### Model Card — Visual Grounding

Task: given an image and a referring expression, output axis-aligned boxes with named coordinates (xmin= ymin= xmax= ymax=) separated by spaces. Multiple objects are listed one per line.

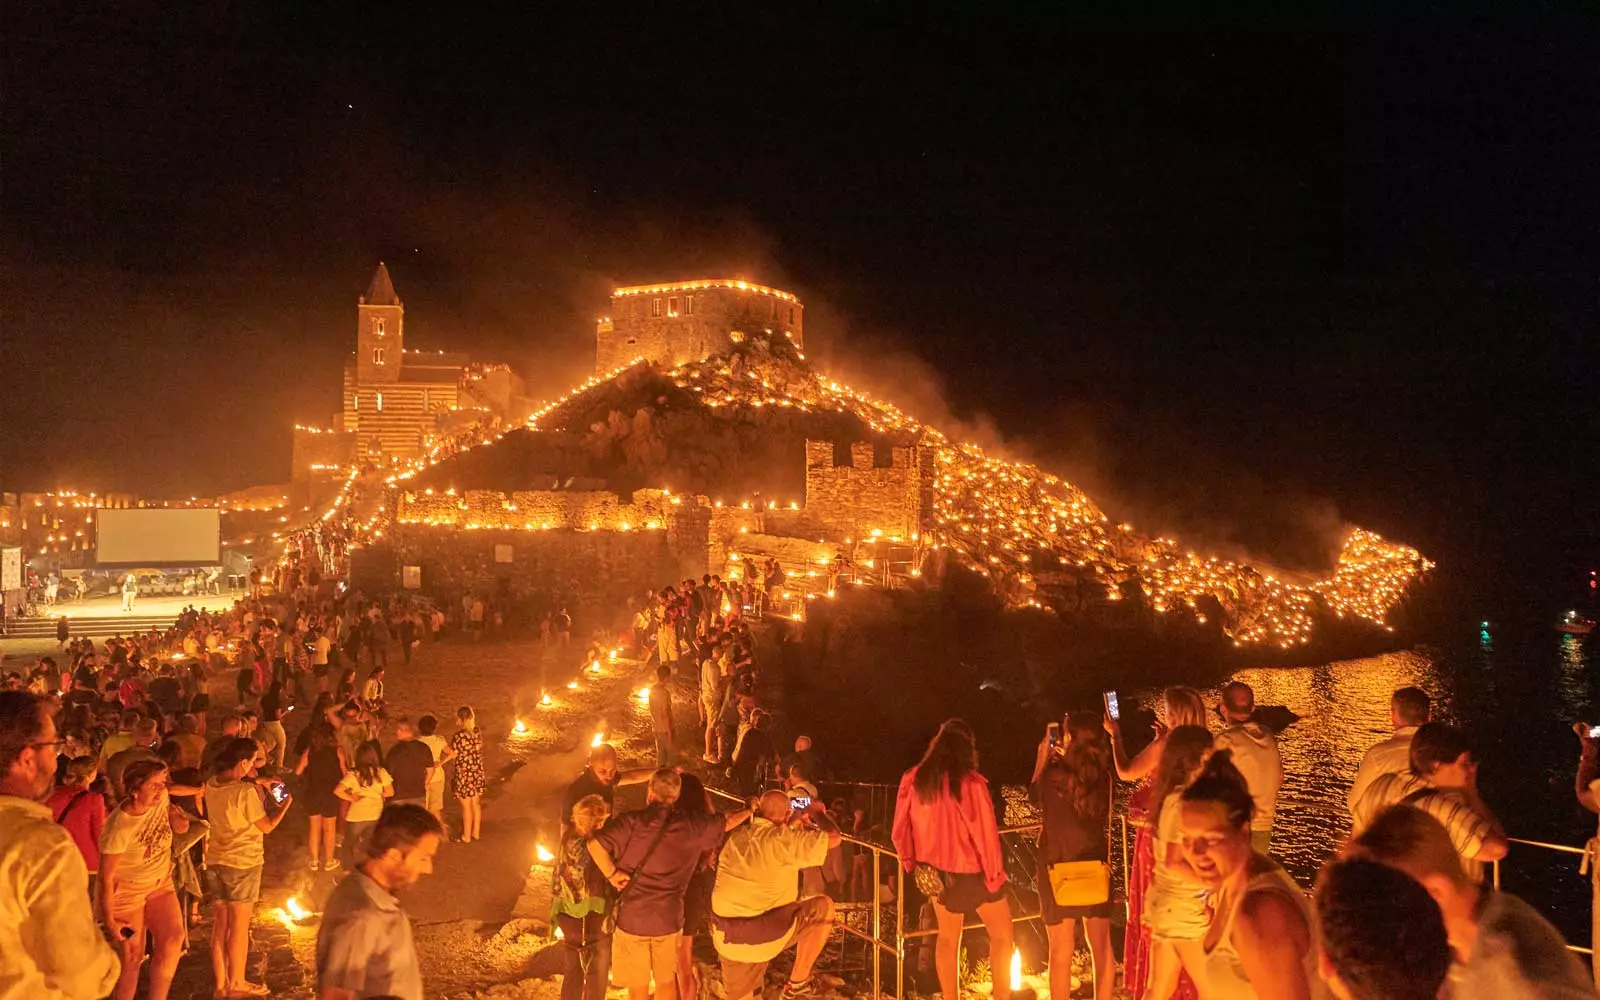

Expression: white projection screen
xmin=96 ymin=509 xmax=221 ymax=565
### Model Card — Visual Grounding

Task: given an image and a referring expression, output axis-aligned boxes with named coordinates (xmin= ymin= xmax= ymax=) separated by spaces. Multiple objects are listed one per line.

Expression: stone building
xmin=595 ymin=279 xmax=805 ymax=372
xmin=292 ymin=263 xmax=530 ymax=497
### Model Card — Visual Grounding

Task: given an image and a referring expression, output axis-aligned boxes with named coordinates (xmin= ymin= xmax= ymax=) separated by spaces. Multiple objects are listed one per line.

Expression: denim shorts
xmin=205 ymin=864 xmax=263 ymax=904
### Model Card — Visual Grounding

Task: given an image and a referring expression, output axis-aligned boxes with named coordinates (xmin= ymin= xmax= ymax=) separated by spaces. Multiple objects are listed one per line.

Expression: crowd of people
xmin=9 ymin=553 xmax=1600 ymax=1000
xmin=0 ymin=582 xmax=501 ymax=1000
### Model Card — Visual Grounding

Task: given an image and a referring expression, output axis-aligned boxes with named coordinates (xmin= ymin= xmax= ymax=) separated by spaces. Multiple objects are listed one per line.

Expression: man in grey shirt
xmin=316 ymin=804 xmax=442 ymax=1000
xmin=1352 ymin=803 xmax=1594 ymax=999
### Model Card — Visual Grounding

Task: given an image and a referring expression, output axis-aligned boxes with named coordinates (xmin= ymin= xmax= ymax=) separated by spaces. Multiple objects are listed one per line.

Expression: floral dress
xmin=450 ymin=727 xmax=485 ymax=798
xmin=1123 ymin=781 xmax=1199 ymax=1000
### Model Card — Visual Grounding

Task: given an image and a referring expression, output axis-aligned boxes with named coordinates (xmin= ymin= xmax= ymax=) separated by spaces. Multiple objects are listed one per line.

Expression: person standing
xmin=1212 ymin=681 xmax=1283 ymax=855
xmin=1350 ymin=722 xmax=1508 ymax=880
xmin=203 ymin=738 xmax=293 ymax=999
xmin=100 ymin=759 xmax=186 ymax=1000
xmin=1314 ymin=857 xmax=1451 ymax=1000
xmin=46 ymin=755 xmax=106 ymax=894
xmin=334 ymin=744 xmax=394 ymax=869
xmin=562 ymin=743 xmax=654 ymax=821
xmin=450 ymin=706 xmax=484 ymax=843
xmin=552 ymin=794 xmax=615 ymax=1000
xmin=891 ymin=719 xmax=1013 ymax=1000
xmin=1 ymin=691 xmax=120 ymax=1000
xmin=1347 ymin=687 xmax=1430 ymax=819
xmin=1175 ymin=753 xmax=1318 ymax=999
xmin=1031 ymin=713 xmax=1115 ymax=1000
xmin=587 ymin=769 xmax=747 ymax=1000
xmin=386 ymin=717 xmax=434 ymax=809
xmin=1138 ymin=726 xmax=1214 ymax=1000
xmin=649 ymin=664 xmax=675 ymax=767
xmin=1351 ymin=804 xmax=1593 ymax=999
xmin=315 ymin=804 xmax=442 ymax=1000
xmin=293 ymin=724 xmax=346 ymax=872
xmin=121 ymin=574 xmax=137 ymax=613
xmin=416 ymin=714 xmax=454 ymax=830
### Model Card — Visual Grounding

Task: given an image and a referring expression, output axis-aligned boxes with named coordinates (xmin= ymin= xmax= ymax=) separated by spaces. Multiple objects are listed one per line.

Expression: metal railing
xmin=1495 ymin=837 xmax=1595 ymax=957
xmin=705 ymin=783 xmax=1052 ymax=999
xmin=702 ymin=784 xmax=1600 ymax=992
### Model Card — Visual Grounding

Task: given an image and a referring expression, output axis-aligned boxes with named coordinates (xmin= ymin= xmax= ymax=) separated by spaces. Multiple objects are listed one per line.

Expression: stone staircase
xmin=3 ymin=612 xmax=180 ymax=640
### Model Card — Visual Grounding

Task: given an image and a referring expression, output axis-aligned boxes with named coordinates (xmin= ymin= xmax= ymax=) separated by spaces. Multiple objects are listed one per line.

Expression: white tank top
xmin=1203 ymin=865 xmax=1326 ymax=1000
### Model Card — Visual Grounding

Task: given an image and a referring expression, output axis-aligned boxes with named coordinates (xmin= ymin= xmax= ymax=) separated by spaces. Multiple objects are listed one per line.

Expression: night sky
xmin=4 ymin=8 xmax=1596 ymax=597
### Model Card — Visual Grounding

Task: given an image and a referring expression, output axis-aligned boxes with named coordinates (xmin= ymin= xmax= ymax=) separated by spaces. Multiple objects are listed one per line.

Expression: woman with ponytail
xmin=1178 ymin=752 xmax=1318 ymax=999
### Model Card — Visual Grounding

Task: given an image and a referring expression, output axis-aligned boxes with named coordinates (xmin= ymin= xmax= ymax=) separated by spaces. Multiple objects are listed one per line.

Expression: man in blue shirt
xmin=316 ymin=804 xmax=442 ymax=1000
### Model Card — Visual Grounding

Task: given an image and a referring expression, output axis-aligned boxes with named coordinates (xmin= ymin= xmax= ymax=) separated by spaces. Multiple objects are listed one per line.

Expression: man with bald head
xmin=562 ymin=742 xmax=655 ymax=823
xmin=711 ymin=790 xmax=841 ymax=1000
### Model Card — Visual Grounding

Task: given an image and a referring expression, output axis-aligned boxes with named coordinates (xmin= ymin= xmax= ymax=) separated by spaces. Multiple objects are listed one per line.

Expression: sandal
xmin=322 ymin=858 xmax=341 ymax=871
xmin=229 ymin=983 xmax=270 ymax=997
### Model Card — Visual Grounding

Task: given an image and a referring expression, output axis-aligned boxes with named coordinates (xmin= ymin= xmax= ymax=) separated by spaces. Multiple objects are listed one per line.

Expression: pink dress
xmin=1122 ymin=782 xmax=1199 ymax=1000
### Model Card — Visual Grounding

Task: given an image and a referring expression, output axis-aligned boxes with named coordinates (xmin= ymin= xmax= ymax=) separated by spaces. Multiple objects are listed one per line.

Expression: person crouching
xmin=711 ymin=790 xmax=841 ymax=1000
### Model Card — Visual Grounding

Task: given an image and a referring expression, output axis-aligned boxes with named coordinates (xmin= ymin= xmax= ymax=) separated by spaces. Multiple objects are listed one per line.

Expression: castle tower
xmin=356 ymin=262 xmax=403 ymax=386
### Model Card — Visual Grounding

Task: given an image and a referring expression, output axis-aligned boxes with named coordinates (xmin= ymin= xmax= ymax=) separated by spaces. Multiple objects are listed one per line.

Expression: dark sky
xmin=4 ymin=7 xmax=1596 ymax=588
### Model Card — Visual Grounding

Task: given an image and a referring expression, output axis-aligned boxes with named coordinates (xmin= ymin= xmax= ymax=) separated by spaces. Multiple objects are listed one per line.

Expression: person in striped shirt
xmin=1349 ymin=722 xmax=1507 ymax=881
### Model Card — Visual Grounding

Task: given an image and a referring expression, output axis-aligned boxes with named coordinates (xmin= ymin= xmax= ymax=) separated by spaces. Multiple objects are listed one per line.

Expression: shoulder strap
xmin=619 ymin=809 xmax=676 ymax=897
xmin=54 ymin=790 xmax=91 ymax=824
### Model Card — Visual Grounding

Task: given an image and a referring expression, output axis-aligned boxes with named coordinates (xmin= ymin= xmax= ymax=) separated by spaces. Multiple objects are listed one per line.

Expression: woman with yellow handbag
xmin=1031 ymin=712 xmax=1116 ymax=1000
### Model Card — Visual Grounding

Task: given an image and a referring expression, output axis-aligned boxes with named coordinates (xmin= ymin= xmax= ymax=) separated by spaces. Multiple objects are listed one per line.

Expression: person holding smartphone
xmin=1031 ymin=713 xmax=1115 ymax=1000
xmin=203 ymin=738 xmax=293 ymax=999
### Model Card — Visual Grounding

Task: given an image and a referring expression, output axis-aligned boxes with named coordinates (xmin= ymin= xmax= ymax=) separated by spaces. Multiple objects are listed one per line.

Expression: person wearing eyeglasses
xmin=0 ymin=690 xmax=120 ymax=999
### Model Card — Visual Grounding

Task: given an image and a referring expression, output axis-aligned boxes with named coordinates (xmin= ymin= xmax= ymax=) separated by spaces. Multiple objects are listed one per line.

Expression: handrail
xmin=705 ymin=780 xmax=1600 ymax=984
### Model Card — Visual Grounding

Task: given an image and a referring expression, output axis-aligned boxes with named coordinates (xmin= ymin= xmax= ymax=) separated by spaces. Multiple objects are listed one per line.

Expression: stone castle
xmin=358 ymin=275 xmax=930 ymax=614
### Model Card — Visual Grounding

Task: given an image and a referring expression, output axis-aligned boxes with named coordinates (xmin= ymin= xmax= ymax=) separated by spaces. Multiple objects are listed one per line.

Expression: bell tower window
xmin=374 ymin=317 xmax=386 ymax=336
xmin=373 ymin=347 xmax=386 ymax=365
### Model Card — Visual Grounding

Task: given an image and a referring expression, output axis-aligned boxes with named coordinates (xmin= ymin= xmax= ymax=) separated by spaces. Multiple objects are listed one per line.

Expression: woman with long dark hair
xmin=1031 ymin=712 xmax=1115 ymax=1000
xmin=1141 ymin=725 xmax=1214 ymax=1000
xmin=891 ymin=719 xmax=1012 ymax=1000
xmin=294 ymin=722 xmax=347 ymax=871
xmin=334 ymin=742 xmax=392 ymax=868
xmin=676 ymin=772 xmax=718 ymax=1000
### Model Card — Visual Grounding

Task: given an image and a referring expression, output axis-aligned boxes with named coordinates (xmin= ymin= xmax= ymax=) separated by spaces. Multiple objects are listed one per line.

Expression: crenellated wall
xmin=802 ymin=440 xmax=933 ymax=541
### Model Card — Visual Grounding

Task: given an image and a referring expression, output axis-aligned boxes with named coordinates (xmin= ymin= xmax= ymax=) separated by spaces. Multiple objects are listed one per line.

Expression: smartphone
xmin=1588 ymin=725 xmax=1600 ymax=739
xmin=791 ymin=794 xmax=812 ymax=810
xmin=1046 ymin=722 xmax=1061 ymax=747
xmin=1103 ymin=690 xmax=1121 ymax=721
xmin=268 ymin=783 xmax=289 ymax=805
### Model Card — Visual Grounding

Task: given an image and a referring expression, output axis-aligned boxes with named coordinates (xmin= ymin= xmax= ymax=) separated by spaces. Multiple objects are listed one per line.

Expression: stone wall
xmin=397 ymin=487 xmax=681 ymax=532
xmin=597 ymin=281 xmax=805 ymax=372
xmin=802 ymin=440 xmax=932 ymax=541
xmin=390 ymin=526 xmax=689 ymax=628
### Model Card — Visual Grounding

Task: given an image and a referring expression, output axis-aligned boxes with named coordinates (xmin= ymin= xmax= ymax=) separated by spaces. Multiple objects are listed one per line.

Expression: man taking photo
xmin=712 ymin=790 xmax=841 ymax=1000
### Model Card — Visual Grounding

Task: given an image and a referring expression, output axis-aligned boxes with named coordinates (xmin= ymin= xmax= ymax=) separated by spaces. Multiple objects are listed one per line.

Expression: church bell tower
xmin=357 ymin=262 xmax=403 ymax=385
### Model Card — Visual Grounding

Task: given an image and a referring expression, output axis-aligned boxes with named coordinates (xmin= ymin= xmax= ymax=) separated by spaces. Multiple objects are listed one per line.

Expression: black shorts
xmin=190 ymin=693 xmax=211 ymax=712
xmin=932 ymin=871 xmax=1002 ymax=916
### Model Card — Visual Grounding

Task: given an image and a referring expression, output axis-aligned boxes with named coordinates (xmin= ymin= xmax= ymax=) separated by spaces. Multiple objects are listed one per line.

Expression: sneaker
xmin=323 ymin=858 xmax=341 ymax=872
xmin=702 ymin=754 xmax=719 ymax=764
xmin=781 ymin=978 xmax=818 ymax=1000
xmin=309 ymin=859 xmax=321 ymax=872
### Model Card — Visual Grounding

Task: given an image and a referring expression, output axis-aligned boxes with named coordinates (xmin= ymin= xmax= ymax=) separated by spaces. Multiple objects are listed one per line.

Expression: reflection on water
xmin=1135 ymin=631 xmax=1600 ymax=944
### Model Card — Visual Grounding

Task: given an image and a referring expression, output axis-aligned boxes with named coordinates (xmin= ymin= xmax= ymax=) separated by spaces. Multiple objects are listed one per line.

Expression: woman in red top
xmin=48 ymin=755 xmax=107 ymax=889
xmin=892 ymin=718 xmax=1012 ymax=1000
